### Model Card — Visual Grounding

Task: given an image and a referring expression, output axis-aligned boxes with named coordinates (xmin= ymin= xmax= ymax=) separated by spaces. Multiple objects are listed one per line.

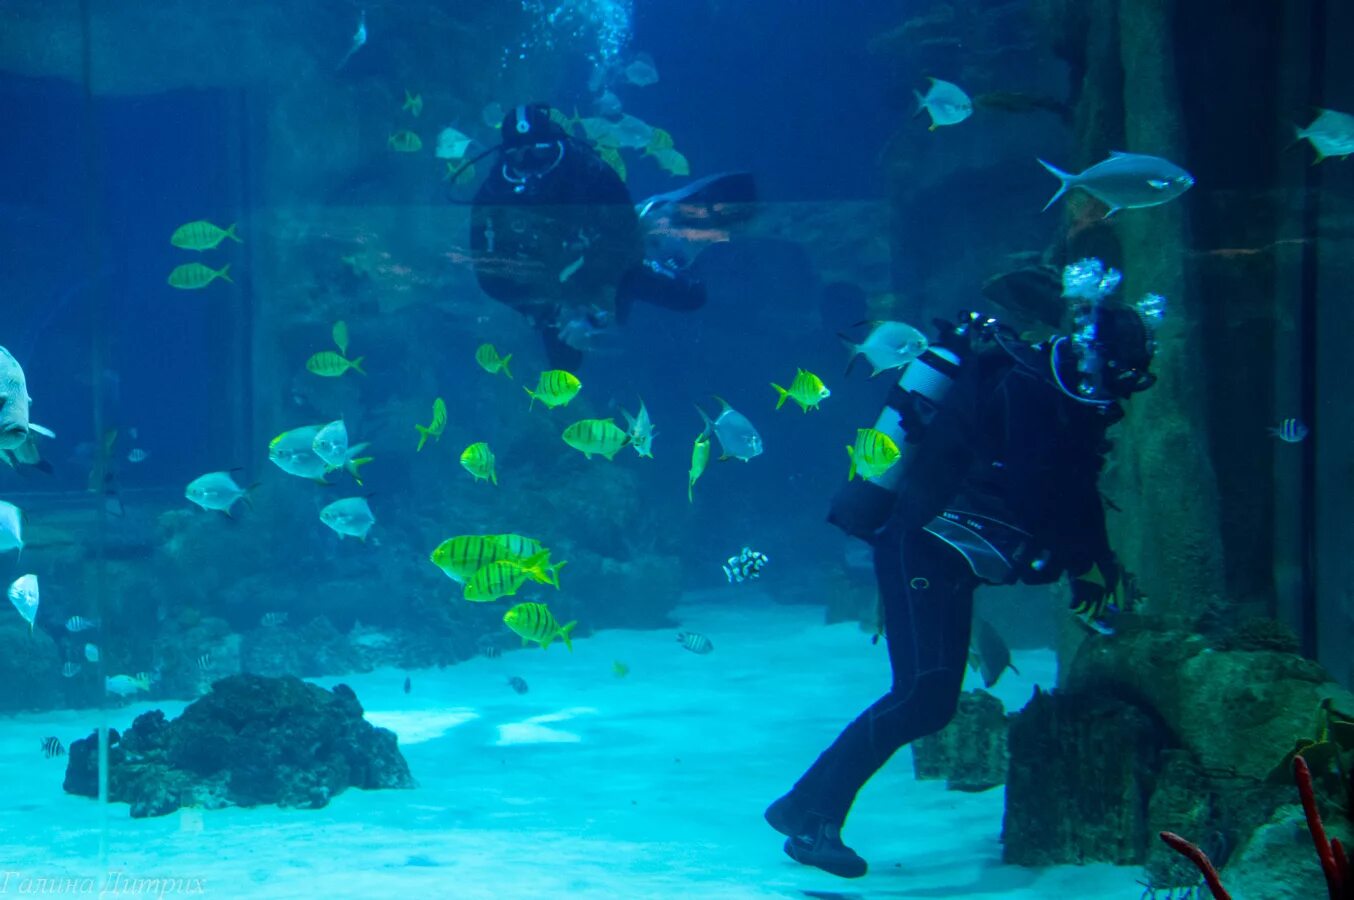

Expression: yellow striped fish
xmin=306 ymin=351 xmax=366 ymax=377
xmin=460 ymin=442 xmax=497 ymax=484
xmin=388 ymin=130 xmax=422 ymax=152
xmin=503 ymin=602 xmax=576 ymax=651
xmin=332 ymin=320 xmax=350 ymax=356
xmin=170 ymin=220 xmax=241 ymax=251
xmin=524 ymin=369 xmax=581 ymax=410
xmin=491 ymin=533 xmax=545 ymax=559
xmin=415 ymin=398 xmax=447 ymax=451
xmin=167 ymin=262 xmax=232 ymax=289
xmin=475 ymin=343 xmax=513 ymax=379
xmin=688 ymin=432 xmax=710 ymax=502
xmin=402 ymin=89 xmax=423 ymax=117
xmin=771 ymin=368 xmax=831 ymax=412
xmin=431 ymin=535 xmax=512 ymax=583
xmin=847 ymin=428 xmax=901 ymax=481
xmin=464 ymin=551 xmax=558 ymax=602
xmin=561 ymin=418 xmax=630 ymax=460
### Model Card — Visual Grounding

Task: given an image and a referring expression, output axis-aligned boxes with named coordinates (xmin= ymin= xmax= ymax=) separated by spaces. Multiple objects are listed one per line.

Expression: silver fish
xmin=0 ymin=345 xmax=56 ymax=469
xmin=7 ymin=574 xmax=38 ymax=632
xmin=968 ymin=617 xmax=1019 ymax=689
xmin=1038 ymin=152 xmax=1194 ymax=216
xmin=84 ymin=643 xmax=99 ymax=663
xmin=320 ymin=496 xmax=375 ymax=540
xmin=0 ymin=501 xmax=22 ymax=556
xmin=185 ymin=471 xmax=251 ymax=515
xmin=696 ymin=397 xmax=763 ymax=462
xmin=624 ymin=53 xmax=659 ymax=87
xmin=914 ymin=77 xmax=972 ymax=129
xmin=270 ymin=424 xmax=329 ymax=479
xmin=677 ymin=631 xmax=714 ymax=655
xmin=841 ymin=321 xmax=929 ymax=377
xmin=1295 ymin=108 xmax=1354 ymax=163
xmin=312 ymin=420 xmax=350 ymax=468
xmin=105 ymin=673 xmax=149 ymax=697
xmin=622 ymin=398 xmax=657 ymax=458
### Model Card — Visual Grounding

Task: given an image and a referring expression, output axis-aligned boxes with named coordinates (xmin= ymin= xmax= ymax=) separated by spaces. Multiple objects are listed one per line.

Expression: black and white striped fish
xmin=1269 ymin=418 xmax=1308 ymax=443
xmin=41 ymin=736 xmax=64 ymax=759
xmin=722 ymin=547 xmax=768 ymax=583
xmin=677 ymin=631 xmax=714 ymax=655
xmin=260 ymin=612 xmax=289 ymax=627
xmin=196 ymin=654 xmax=212 ymax=672
xmin=65 ymin=615 xmax=100 ymax=633
xmin=60 ymin=662 xmax=82 ymax=678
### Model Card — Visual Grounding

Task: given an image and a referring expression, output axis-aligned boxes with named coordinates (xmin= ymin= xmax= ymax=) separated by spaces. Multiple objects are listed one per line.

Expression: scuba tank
xmin=827 ymin=314 xmax=990 ymax=542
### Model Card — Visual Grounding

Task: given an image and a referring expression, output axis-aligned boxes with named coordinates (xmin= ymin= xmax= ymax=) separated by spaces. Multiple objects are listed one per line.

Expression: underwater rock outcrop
xmin=63 ymin=674 xmax=413 ymax=817
xmin=0 ymin=617 xmax=61 ymax=713
xmin=911 ymin=689 xmax=1009 ymax=792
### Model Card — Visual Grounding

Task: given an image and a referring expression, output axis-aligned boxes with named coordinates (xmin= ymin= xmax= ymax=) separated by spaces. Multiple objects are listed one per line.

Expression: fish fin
xmin=559 ymin=621 xmax=576 ymax=653
xmin=687 ymin=481 xmax=694 ymax=503
xmin=1101 ymin=206 xmax=1121 ymax=220
xmin=1037 ymin=159 xmax=1072 ymax=212
xmin=524 ymin=387 xmax=537 ymax=410
xmin=225 ymin=223 xmax=241 ymax=243
xmin=771 ymin=383 xmax=788 ymax=409
xmin=928 ymin=123 xmax=937 ymax=132
xmin=218 ymin=263 xmax=233 ymax=284
xmin=712 ymin=395 xmax=732 ymax=413
xmin=846 ymin=445 xmax=856 ymax=481
xmin=349 ymin=356 xmax=366 ymax=375
xmin=29 ymin=424 xmax=56 ymax=439
xmin=490 ymin=468 xmax=498 ymax=486
xmin=1009 ymin=661 xmax=1021 ymax=676
xmin=347 ymin=457 xmax=373 ymax=484
xmin=501 ymin=354 xmax=513 ymax=380
xmin=838 ymin=335 xmax=863 ymax=376
xmin=694 ymin=403 xmax=713 ymax=435
xmin=415 ymin=425 xmax=430 ymax=452
xmin=912 ymin=89 xmax=927 ymax=117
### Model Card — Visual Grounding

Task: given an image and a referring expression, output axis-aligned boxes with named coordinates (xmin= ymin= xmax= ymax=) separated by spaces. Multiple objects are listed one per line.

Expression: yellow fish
xmin=306 ymin=351 xmax=366 ymax=377
xmin=561 ymin=418 xmax=630 ymax=460
xmin=464 ymin=551 xmax=559 ymax=602
xmin=503 ymin=602 xmax=576 ymax=651
xmin=524 ymin=369 xmax=581 ymax=410
xmin=402 ymin=89 xmax=423 ymax=117
xmin=599 ymin=145 xmax=627 ymax=181
xmin=688 ymin=432 xmax=710 ymax=503
xmin=491 ymin=533 xmax=546 ymax=559
xmin=415 ymin=398 xmax=447 ymax=451
xmin=847 ymin=428 xmax=901 ymax=481
xmin=167 ymin=262 xmax=232 ymax=289
xmin=650 ymin=148 xmax=690 ymax=177
xmin=170 ymin=220 xmax=241 ymax=251
xmin=645 ymin=128 xmax=674 ymax=153
xmin=612 ymin=660 xmax=629 ymax=678
xmin=431 ymin=535 xmax=513 ymax=583
xmin=460 ymin=442 xmax=497 ymax=484
xmin=475 ymin=343 xmax=513 ymax=379
xmin=332 ymin=320 xmax=350 ymax=356
xmin=388 ymin=130 xmax=423 ymax=152
xmin=771 ymin=368 xmax=831 ymax=412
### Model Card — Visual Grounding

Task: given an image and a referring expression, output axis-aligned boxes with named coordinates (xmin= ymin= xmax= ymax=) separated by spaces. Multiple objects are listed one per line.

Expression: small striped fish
xmin=127 ymin=448 xmax=149 ymax=463
xmin=524 ymin=369 xmax=581 ymax=410
xmin=430 ymin=535 xmax=517 ymax=583
xmin=167 ymin=262 xmax=232 ymax=290
xmin=463 ymin=552 xmax=559 ymax=602
xmin=65 ymin=615 xmax=100 ymax=633
xmin=61 ymin=662 xmax=82 ymax=678
xmin=41 ymin=736 xmax=65 ymax=758
xmin=475 ymin=343 xmax=513 ymax=379
xmin=561 ymin=418 xmax=630 ymax=461
xmin=197 ymin=654 xmax=212 ymax=672
xmin=460 ymin=442 xmax=497 ymax=484
xmin=507 ymin=675 xmax=529 ymax=694
xmin=847 ymin=428 xmax=901 ymax=481
xmin=1269 ymin=418 xmax=1308 ymax=443
xmin=388 ymin=130 xmax=423 ymax=152
xmin=261 ymin=611 xmax=289 ymax=627
xmin=677 ymin=631 xmax=714 ymax=655
xmin=503 ymin=602 xmax=576 ymax=651
xmin=306 ymin=351 xmax=366 ymax=378
xmin=415 ymin=398 xmax=447 ymax=451
xmin=170 ymin=220 xmax=241 ymax=251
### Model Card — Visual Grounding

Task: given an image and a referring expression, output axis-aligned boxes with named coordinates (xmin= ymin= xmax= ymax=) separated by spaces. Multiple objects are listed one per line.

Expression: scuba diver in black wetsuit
xmin=763 ymin=286 xmax=1159 ymax=878
xmin=464 ymin=102 xmax=756 ymax=370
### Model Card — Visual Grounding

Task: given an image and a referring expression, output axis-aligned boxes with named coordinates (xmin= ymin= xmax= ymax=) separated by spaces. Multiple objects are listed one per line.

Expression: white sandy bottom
xmin=0 ymin=591 xmax=1140 ymax=898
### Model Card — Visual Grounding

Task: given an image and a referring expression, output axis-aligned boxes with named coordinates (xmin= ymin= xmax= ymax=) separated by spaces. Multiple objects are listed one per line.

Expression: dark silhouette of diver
xmin=463 ymin=102 xmax=756 ymax=370
xmin=765 ymin=303 xmax=1157 ymax=877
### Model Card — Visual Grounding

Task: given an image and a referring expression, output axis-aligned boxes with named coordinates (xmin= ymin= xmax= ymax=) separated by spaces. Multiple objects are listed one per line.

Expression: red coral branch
xmin=1294 ymin=755 xmax=1352 ymax=900
xmin=1158 ymin=831 xmax=1231 ymax=900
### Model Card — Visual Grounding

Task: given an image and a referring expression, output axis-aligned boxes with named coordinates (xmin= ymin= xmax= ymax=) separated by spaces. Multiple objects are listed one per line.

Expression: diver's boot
xmin=764 ymin=791 xmax=812 ymax=838
xmin=782 ymin=816 xmax=868 ymax=879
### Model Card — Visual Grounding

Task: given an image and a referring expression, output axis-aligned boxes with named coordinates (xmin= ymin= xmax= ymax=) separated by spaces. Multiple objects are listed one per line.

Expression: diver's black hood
xmin=500 ymin=103 xmax=567 ymax=149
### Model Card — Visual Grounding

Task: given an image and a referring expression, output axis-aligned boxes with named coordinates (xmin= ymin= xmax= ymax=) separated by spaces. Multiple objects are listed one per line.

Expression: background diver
xmin=461 ymin=102 xmax=757 ymax=370
xmin=765 ymin=288 xmax=1158 ymax=878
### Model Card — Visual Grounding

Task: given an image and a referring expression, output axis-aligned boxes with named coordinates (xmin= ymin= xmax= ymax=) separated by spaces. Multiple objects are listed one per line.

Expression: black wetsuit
xmin=792 ymin=335 xmax=1120 ymax=825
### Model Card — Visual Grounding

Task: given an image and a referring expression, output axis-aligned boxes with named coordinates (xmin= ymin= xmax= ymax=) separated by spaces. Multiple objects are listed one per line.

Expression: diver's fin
xmin=540 ymin=327 xmax=584 ymax=372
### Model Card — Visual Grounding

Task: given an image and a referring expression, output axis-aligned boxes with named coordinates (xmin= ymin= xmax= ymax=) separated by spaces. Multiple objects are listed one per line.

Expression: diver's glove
xmin=1068 ymin=558 xmax=1124 ymax=626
